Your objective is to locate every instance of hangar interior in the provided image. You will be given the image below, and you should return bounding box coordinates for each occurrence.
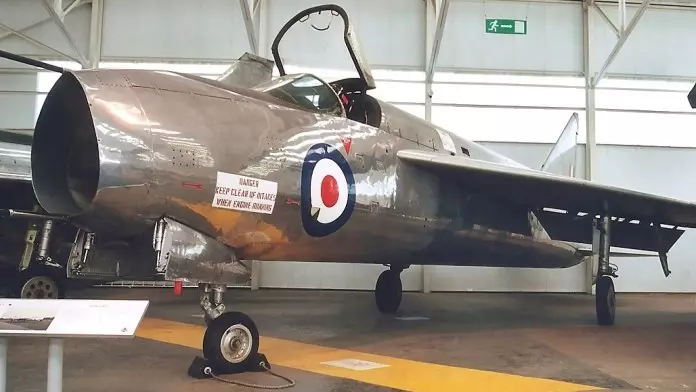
[2,0,696,294]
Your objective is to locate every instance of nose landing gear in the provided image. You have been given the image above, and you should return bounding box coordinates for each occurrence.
[188,283,295,389]
[197,283,260,374]
[203,311,260,374]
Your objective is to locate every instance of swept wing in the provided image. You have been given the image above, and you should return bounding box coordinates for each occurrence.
[397,149,696,229]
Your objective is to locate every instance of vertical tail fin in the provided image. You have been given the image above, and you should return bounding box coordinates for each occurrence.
[540,112,579,176]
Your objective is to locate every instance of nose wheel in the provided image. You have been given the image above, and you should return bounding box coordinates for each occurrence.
[191,289,294,388]
[203,311,260,373]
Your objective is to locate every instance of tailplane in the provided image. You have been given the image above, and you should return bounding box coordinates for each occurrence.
[540,112,579,177]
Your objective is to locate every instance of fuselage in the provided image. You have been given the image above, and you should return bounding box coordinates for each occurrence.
[29,69,584,270]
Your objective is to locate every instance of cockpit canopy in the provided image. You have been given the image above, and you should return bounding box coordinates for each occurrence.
[261,4,383,128]
[271,4,375,92]
[253,73,345,117]
[254,73,382,129]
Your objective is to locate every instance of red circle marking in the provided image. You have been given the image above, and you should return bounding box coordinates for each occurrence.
[320,175,339,208]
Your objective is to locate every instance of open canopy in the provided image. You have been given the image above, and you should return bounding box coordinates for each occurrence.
[271,4,376,91]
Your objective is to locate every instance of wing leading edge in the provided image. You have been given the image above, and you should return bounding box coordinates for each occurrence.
[397,149,696,230]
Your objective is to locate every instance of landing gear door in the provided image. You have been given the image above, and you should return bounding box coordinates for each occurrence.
[271,4,376,90]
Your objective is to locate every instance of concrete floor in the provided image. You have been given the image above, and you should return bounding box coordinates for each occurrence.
[5,287,696,391]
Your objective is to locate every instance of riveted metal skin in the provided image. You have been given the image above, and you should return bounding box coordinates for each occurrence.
[29,67,582,276]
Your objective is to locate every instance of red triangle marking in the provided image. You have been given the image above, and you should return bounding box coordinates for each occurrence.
[340,136,352,154]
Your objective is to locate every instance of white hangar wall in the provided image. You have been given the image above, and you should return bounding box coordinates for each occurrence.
[438,0,583,74]
[590,3,696,79]
[0,67,38,130]
[2,0,696,293]
[263,0,425,70]
[0,1,91,131]
[100,0,249,62]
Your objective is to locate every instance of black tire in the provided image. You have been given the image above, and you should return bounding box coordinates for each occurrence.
[202,311,259,374]
[596,275,615,326]
[375,269,402,313]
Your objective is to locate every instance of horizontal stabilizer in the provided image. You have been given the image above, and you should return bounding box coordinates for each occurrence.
[689,82,696,109]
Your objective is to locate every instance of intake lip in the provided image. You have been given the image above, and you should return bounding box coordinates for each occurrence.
[31,72,100,216]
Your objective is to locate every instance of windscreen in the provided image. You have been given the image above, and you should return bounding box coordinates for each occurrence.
[253,73,345,117]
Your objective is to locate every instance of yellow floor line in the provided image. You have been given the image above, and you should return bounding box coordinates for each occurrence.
[136,318,602,392]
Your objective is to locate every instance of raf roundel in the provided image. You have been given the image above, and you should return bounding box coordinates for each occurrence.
[300,142,356,237]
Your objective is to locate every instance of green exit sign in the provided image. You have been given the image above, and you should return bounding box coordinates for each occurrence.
[485,19,527,35]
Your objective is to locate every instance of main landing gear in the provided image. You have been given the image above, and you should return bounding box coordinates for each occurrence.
[375,265,405,313]
[15,265,64,299]
[12,219,67,299]
[197,283,260,374]
[594,215,618,326]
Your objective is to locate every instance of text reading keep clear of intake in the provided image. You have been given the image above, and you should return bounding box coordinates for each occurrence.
[212,172,278,214]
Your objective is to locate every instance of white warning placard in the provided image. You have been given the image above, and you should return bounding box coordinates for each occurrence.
[212,171,278,215]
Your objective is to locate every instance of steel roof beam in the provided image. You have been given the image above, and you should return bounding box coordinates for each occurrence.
[0,0,86,45]
[42,0,89,68]
[425,0,450,86]
[0,21,81,64]
[88,0,103,68]
[593,4,620,37]
[239,0,258,55]
[592,0,651,87]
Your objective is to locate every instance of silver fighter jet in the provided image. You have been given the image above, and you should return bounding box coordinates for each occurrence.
[3,3,696,374]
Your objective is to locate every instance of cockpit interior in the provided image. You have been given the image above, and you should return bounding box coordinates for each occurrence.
[252,73,382,129]
[264,4,383,129]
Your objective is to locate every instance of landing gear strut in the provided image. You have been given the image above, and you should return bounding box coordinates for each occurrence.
[190,283,294,387]
[375,265,405,313]
[595,215,618,326]
[12,219,65,299]
[198,283,260,374]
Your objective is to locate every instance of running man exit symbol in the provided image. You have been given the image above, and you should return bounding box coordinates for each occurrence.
[486,19,527,35]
